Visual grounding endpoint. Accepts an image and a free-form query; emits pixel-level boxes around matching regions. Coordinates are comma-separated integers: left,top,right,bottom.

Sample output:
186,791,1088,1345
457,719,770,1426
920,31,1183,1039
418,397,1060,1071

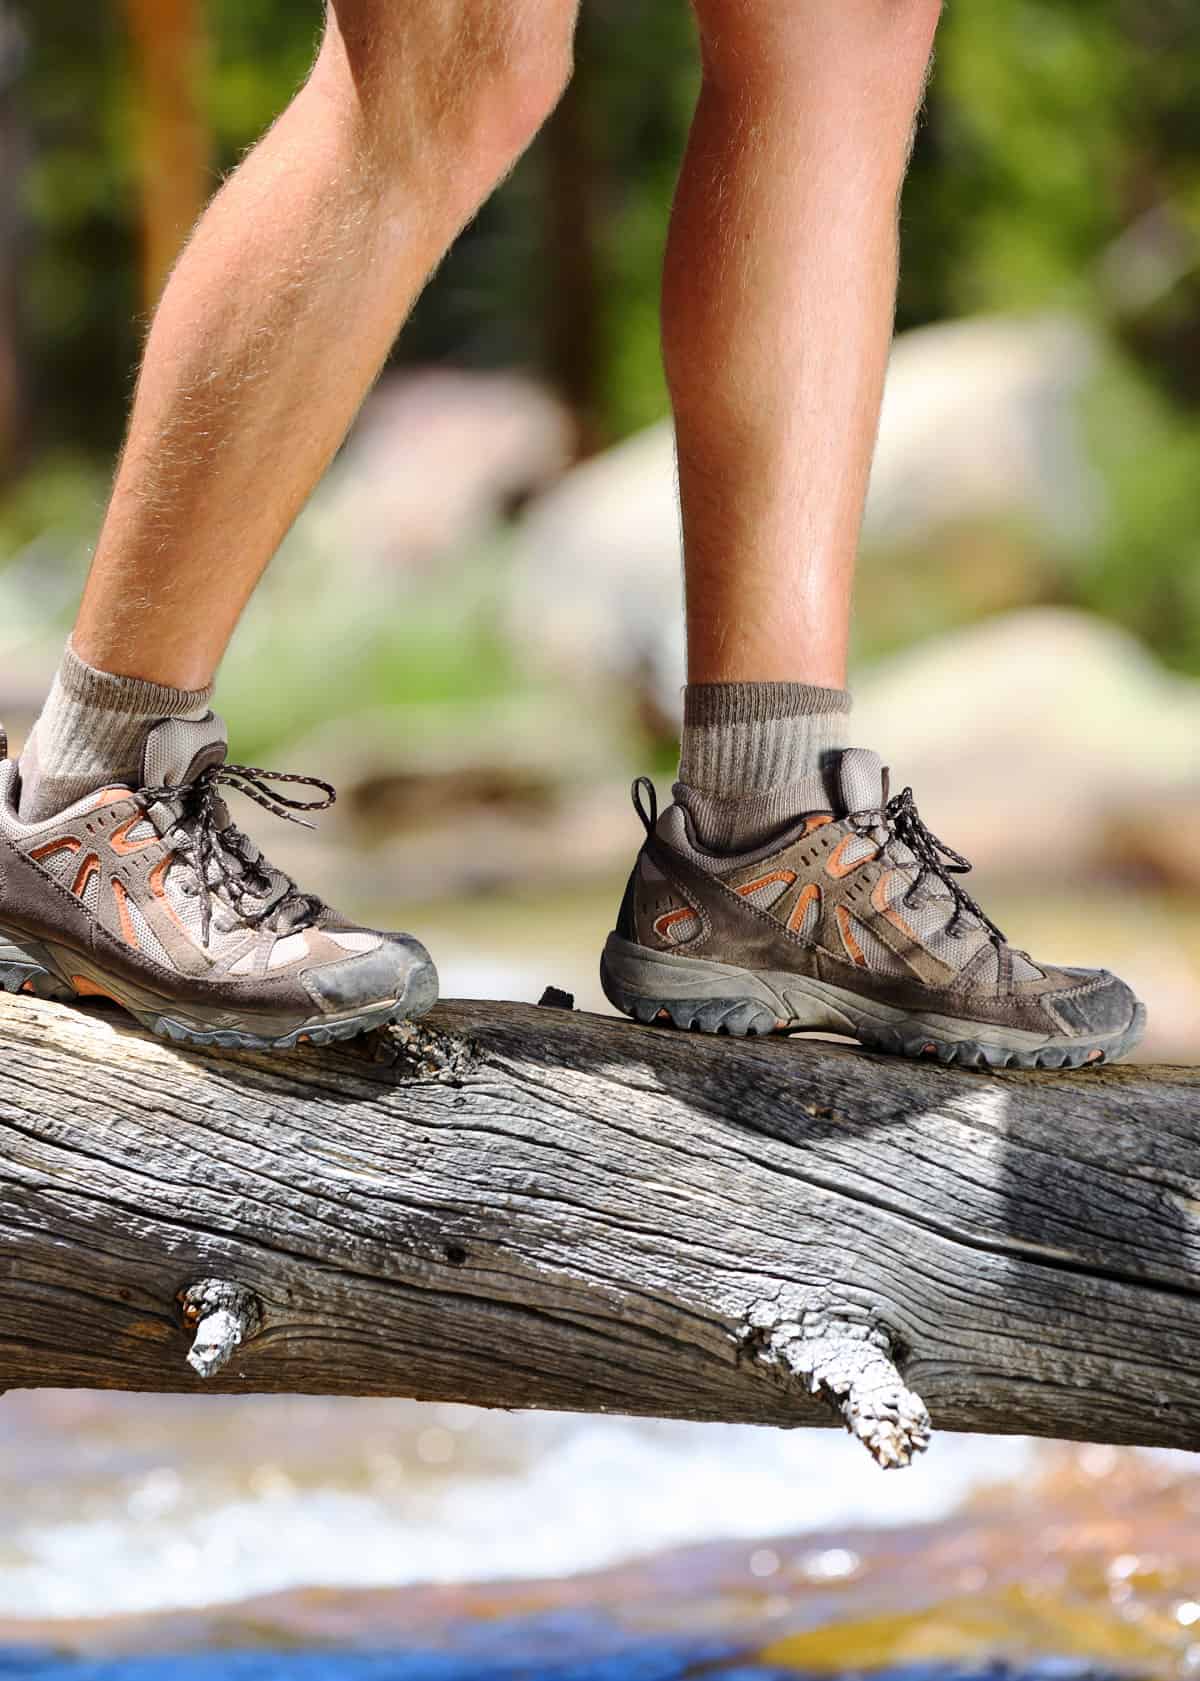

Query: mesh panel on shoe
832,835,879,872
1012,952,1044,983
967,943,1001,986
164,860,250,960
268,932,310,971
879,870,993,974
846,915,908,977
124,820,158,846
657,909,702,947
39,848,80,885
739,873,794,911
125,896,172,968
81,870,100,915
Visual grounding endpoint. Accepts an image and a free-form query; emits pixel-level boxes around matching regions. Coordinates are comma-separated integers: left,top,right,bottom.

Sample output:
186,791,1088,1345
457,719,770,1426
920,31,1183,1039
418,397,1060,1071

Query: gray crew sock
675,680,852,854
17,641,213,823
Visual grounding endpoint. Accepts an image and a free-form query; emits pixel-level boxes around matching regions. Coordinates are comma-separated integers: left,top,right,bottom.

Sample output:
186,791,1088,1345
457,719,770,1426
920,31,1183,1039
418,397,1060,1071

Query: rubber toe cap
1044,969,1141,1040
304,933,439,1019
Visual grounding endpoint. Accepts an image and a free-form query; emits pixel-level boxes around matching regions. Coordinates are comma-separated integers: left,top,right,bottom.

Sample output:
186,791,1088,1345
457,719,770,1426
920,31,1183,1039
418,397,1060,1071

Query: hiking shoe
0,714,439,1050
601,748,1146,1070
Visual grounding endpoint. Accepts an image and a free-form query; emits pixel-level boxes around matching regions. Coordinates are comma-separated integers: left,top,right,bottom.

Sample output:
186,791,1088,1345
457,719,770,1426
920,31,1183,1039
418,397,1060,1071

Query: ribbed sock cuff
58,641,213,717
675,680,852,854
683,681,851,730
17,642,214,822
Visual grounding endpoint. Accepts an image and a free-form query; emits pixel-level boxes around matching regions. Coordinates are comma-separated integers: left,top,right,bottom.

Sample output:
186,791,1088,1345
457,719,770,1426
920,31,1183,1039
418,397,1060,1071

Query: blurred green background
0,0,1198,1056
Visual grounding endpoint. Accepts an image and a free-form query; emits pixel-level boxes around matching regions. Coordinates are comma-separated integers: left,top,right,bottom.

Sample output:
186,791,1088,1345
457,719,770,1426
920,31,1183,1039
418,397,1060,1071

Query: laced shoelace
140,762,337,948
852,784,1006,944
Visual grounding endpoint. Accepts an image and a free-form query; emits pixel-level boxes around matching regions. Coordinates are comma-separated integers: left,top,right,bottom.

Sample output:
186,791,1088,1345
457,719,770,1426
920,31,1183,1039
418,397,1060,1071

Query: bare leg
664,0,942,687
76,0,576,691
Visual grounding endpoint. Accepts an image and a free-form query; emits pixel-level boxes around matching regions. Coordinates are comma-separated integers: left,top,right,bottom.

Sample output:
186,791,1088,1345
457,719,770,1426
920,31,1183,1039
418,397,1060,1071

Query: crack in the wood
712,1120,1200,1310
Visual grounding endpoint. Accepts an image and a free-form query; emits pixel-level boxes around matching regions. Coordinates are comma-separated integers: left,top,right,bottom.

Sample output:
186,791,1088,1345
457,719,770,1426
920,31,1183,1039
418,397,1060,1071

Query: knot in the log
179,1279,263,1379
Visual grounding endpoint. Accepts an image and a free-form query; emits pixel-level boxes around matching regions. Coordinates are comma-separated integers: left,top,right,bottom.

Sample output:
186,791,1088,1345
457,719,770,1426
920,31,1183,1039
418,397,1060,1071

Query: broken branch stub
180,1279,263,1380
744,1298,931,1468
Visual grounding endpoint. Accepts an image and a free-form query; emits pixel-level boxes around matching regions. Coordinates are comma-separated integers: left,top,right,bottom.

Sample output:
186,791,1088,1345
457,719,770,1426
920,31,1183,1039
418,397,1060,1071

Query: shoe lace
140,762,337,948
852,783,1006,944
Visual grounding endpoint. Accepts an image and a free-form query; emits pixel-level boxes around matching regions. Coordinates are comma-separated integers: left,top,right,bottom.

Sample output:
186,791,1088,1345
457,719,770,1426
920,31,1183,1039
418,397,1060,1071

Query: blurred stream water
0,1394,1035,1619
2,1391,1199,1678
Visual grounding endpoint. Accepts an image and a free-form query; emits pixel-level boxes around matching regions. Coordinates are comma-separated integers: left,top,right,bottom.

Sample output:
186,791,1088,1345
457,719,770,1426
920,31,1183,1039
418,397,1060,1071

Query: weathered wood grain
0,990,1197,1465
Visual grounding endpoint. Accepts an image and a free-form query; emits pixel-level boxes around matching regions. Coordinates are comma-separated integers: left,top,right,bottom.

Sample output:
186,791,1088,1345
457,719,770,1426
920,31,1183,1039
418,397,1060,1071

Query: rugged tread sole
0,931,439,1052
0,959,74,1002
601,962,1148,1072
143,994,431,1052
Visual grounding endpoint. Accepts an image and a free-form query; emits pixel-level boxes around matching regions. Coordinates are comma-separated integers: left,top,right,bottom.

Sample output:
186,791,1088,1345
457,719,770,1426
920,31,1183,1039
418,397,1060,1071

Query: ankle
676,679,850,853
17,641,213,824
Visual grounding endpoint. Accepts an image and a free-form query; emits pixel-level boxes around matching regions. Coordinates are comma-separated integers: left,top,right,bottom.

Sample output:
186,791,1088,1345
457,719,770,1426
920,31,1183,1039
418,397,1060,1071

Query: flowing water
2,1391,1200,1679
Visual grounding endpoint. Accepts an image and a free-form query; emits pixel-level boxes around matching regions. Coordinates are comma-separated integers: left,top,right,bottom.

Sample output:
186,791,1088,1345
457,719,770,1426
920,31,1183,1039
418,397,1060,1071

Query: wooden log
0,990,1197,1467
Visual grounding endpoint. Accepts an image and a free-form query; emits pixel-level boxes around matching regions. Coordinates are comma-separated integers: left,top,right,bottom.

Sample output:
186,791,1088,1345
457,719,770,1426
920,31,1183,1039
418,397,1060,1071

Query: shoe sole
0,930,439,1052
0,935,75,1002
600,933,1147,1071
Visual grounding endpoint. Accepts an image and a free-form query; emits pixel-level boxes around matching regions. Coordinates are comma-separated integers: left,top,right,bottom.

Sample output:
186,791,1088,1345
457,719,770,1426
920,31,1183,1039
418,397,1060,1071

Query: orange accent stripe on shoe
872,869,919,943
737,869,797,898
148,853,191,935
826,833,880,880
71,853,100,898
836,904,868,967
788,882,820,934
30,837,82,862
804,815,834,835
111,880,139,951
653,907,698,938
110,815,159,856
70,976,120,1002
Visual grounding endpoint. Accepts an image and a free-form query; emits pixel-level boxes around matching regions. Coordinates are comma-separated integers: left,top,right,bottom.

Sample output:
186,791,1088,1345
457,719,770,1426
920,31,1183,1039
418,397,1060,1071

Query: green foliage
1077,352,1200,673
7,0,1200,675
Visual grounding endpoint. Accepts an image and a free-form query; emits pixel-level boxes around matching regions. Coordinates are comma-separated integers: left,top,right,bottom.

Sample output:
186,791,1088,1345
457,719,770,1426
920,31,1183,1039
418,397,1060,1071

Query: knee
471,31,575,163
691,0,942,97
319,0,576,182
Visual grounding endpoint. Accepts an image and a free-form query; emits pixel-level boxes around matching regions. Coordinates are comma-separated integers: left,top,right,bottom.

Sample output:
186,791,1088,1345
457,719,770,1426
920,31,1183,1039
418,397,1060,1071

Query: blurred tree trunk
124,0,210,311
0,3,26,474
542,13,604,457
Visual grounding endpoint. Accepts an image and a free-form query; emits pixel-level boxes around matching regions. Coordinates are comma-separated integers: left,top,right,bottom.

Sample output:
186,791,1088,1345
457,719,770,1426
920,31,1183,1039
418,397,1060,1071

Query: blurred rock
853,607,1200,886
300,367,575,577
511,314,1101,719
510,424,687,724
862,314,1099,552
1106,794,1200,891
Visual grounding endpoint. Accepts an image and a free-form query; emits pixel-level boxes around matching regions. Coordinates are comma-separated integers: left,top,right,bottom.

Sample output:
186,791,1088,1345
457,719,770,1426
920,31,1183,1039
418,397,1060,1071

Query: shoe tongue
140,713,228,788
835,748,886,816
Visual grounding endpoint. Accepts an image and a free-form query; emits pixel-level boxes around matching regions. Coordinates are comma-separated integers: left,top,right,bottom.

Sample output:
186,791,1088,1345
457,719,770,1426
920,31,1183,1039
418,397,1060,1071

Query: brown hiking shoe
0,714,438,1050
601,748,1145,1070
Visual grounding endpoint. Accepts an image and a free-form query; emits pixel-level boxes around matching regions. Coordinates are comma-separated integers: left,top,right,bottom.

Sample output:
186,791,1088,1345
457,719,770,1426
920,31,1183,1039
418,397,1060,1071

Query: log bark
0,990,1197,1467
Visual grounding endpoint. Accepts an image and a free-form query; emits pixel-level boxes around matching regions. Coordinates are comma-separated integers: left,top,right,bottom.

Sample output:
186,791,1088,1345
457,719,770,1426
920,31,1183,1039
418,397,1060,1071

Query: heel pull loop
631,776,658,837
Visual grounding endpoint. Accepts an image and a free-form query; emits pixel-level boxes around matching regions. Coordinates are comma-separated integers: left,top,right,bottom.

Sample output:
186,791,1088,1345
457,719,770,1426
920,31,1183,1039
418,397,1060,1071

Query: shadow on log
0,991,1197,1467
